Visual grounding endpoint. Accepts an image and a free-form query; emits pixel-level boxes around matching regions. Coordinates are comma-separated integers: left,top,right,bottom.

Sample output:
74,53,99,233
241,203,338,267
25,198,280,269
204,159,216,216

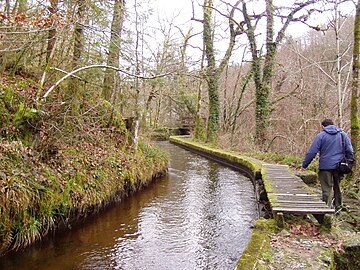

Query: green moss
235,219,277,269
111,111,126,130
0,84,40,144
333,235,360,269
13,104,40,143
296,171,318,185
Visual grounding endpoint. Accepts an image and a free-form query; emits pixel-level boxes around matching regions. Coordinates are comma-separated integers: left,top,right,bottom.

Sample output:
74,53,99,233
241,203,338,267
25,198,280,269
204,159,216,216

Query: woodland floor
258,192,360,269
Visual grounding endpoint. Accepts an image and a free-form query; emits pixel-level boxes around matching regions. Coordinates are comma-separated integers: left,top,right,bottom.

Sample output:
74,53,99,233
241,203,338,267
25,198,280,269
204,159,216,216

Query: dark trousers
318,169,342,210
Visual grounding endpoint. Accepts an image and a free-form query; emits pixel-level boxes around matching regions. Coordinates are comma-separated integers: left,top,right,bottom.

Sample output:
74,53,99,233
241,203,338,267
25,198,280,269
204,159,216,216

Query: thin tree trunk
133,0,141,150
46,0,58,63
334,0,344,127
257,0,276,149
194,41,206,141
4,0,10,16
36,0,58,100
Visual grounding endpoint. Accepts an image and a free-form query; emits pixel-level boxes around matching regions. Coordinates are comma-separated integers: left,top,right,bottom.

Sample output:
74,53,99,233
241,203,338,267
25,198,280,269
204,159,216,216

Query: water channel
0,141,258,270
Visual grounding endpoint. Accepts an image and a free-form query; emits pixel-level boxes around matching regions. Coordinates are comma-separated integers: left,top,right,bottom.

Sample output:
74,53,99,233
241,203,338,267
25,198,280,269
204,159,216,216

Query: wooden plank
271,198,326,203
272,196,321,200
272,207,335,214
269,185,307,189
267,180,303,184
270,193,319,196
273,198,322,203
270,179,301,182
268,179,303,182
268,187,313,191
273,206,334,211
274,203,329,208
268,190,314,195
272,194,322,201
272,200,326,205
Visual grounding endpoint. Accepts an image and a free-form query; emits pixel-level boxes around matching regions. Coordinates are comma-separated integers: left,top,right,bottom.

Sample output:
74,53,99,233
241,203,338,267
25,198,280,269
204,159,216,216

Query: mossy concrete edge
235,219,277,270
169,135,264,180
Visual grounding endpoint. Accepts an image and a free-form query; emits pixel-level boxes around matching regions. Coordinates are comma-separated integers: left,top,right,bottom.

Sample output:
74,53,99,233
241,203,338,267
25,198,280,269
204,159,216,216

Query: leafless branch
41,65,175,101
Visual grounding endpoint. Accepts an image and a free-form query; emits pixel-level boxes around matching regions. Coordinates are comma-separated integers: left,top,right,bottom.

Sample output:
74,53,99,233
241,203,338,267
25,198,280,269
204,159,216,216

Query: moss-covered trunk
243,2,269,148
67,0,86,113
207,73,220,143
256,0,277,149
202,0,241,143
203,0,219,144
351,0,360,176
102,0,125,102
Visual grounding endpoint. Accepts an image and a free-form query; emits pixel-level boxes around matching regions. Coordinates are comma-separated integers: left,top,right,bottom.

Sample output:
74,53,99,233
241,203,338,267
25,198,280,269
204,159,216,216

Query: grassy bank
0,136,169,255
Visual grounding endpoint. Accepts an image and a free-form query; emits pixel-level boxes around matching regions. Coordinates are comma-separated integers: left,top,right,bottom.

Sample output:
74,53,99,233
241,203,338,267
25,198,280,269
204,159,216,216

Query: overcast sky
125,0,357,66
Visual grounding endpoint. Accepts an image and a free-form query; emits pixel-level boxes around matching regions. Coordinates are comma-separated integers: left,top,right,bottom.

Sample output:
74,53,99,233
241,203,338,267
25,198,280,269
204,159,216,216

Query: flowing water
0,141,258,270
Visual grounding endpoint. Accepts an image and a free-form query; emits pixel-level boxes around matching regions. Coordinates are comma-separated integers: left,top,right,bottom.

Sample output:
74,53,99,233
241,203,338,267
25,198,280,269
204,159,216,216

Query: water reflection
0,141,258,270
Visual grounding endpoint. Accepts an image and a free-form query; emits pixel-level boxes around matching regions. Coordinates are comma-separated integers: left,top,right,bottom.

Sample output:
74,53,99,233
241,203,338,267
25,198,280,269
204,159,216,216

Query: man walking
302,119,354,213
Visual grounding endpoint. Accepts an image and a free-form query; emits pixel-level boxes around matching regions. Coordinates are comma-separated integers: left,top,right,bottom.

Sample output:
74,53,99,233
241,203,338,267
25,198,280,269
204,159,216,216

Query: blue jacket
302,125,354,170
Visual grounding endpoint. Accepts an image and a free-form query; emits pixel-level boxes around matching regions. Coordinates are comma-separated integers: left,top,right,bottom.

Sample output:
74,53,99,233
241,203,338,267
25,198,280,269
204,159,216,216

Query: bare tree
241,0,320,150
198,0,243,143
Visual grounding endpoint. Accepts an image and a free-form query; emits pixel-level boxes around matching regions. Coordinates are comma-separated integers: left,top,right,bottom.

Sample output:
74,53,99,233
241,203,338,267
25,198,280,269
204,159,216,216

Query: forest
0,0,359,256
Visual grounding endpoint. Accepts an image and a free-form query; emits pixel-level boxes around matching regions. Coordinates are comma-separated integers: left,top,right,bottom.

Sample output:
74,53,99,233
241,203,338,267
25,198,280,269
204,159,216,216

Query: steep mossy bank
0,138,168,256
0,74,169,255
0,138,168,255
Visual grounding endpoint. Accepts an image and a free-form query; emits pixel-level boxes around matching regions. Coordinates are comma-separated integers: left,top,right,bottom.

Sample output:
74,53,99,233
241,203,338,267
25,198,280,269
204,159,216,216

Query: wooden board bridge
262,164,335,225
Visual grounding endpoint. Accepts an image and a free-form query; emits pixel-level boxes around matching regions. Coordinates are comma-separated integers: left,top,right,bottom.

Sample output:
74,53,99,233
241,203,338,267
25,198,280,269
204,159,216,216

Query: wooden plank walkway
262,164,334,223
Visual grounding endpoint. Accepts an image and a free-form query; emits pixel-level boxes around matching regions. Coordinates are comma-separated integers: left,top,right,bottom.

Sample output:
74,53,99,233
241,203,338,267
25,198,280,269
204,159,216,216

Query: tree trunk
200,0,241,143
203,0,219,143
36,0,58,100
68,0,87,112
257,0,276,147
102,0,125,102
334,0,344,127
46,0,58,64
17,0,27,12
351,0,360,175
133,0,141,150
243,2,266,147
194,41,206,141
